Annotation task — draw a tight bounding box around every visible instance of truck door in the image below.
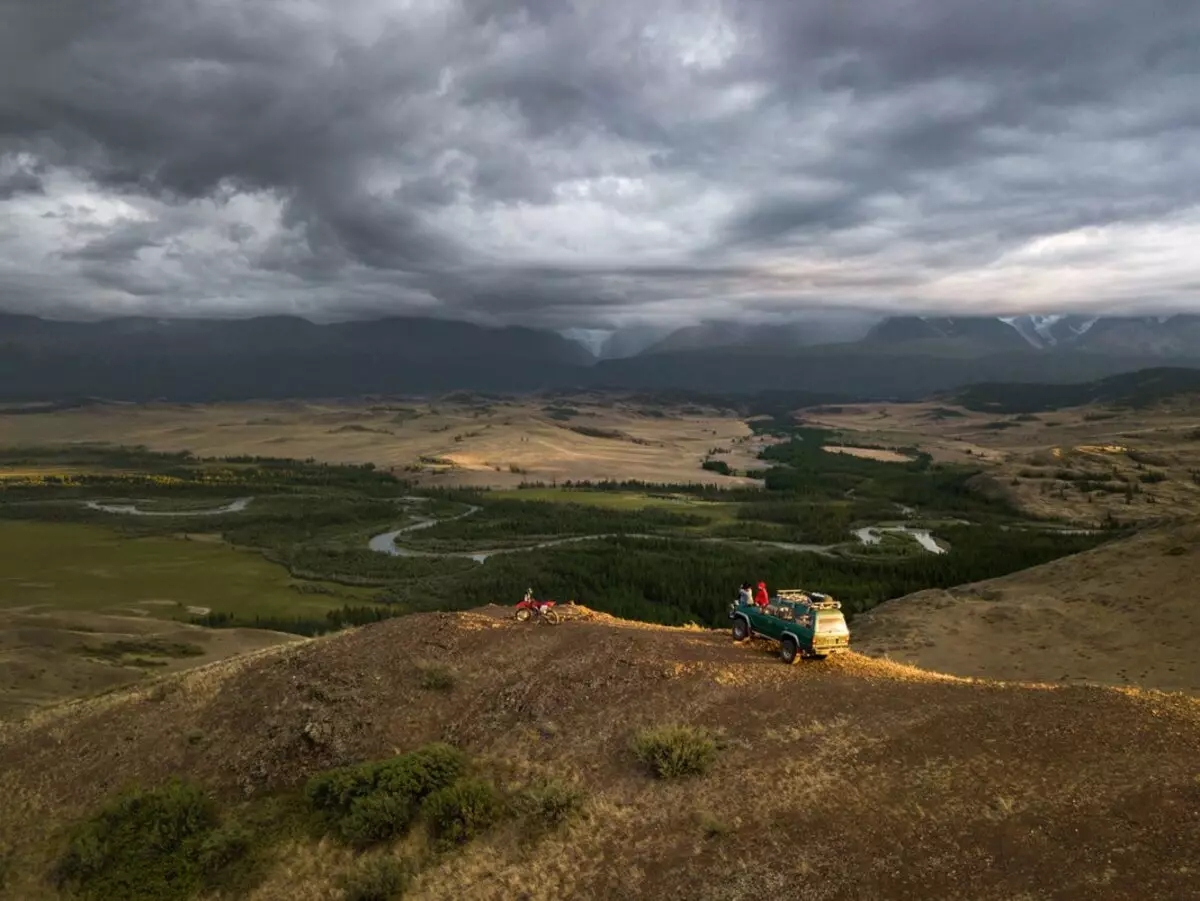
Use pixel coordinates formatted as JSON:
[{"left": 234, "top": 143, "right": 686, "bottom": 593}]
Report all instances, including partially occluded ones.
[{"left": 753, "top": 604, "right": 784, "bottom": 639}]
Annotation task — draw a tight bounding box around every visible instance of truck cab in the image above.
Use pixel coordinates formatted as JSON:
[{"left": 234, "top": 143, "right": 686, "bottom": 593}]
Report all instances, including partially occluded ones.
[{"left": 728, "top": 589, "right": 850, "bottom": 663}]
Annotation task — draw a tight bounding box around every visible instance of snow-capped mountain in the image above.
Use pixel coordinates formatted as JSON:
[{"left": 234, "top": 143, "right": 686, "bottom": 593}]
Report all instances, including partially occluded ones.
[
  {"left": 616, "top": 312, "right": 1200, "bottom": 360},
  {"left": 1002, "top": 315, "right": 1100, "bottom": 349}
]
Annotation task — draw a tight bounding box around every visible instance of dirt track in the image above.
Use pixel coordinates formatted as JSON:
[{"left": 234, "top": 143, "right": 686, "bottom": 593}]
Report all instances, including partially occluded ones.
[{"left": 2, "top": 608, "right": 1198, "bottom": 900}]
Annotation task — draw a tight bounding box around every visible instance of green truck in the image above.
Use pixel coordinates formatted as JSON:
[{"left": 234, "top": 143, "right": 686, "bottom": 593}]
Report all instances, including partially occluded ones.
[{"left": 728, "top": 589, "right": 851, "bottom": 663}]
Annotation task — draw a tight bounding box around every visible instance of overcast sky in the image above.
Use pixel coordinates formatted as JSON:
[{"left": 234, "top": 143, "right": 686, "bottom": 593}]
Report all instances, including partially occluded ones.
[{"left": 2, "top": 0, "right": 1199, "bottom": 330}]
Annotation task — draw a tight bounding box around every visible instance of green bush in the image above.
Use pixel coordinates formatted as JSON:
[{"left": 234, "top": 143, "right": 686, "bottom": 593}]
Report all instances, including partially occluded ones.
[
  {"left": 339, "top": 856, "right": 410, "bottom": 901},
  {"left": 422, "top": 779, "right": 502, "bottom": 846},
  {"left": 53, "top": 780, "right": 250, "bottom": 901},
  {"left": 515, "top": 778, "right": 585, "bottom": 831},
  {"left": 305, "top": 743, "right": 466, "bottom": 846},
  {"left": 416, "top": 663, "right": 456, "bottom": 692},
  {"left": 196, "top": 821, "right": 253, "bottom": 876},
  {"left": 631, "top": 725, "right": 718, "bottom": 779}
]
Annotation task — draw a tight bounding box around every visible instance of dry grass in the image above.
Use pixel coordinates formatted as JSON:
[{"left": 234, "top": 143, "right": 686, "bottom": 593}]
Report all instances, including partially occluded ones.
[
  {"left": 0, "top": 607, "right": 301, "bottom": 722},
  {"left": 1, "top": 608, "right": 1198, "bottom": 900},
  {"left": 822, "top": 445, "right": 915, "bottom": 462},
  {"left": 855, "top": 521, "right": 1200, "bottom": 694},
  {"left": 0, "top": 396, "right": 764, "bottom": 488},
  {"left": 804, "top": 398, "right": 1200, "bottom": 523}
]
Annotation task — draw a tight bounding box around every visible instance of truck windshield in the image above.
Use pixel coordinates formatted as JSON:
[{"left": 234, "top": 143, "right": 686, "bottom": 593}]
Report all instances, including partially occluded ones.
[{"left": 815, "top": 612, "right": 848, "bottom": 634}]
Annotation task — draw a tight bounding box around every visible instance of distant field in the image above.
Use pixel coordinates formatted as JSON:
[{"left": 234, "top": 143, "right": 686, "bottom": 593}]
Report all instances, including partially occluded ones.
[
  {"left": 0, "top": 396, "right": 768, "bottom": 488},
  {"left": 487, "top": 488, "right": 736, "bottom": 520},
  {"left": 804, "top": 399, "right": 1200, "bottom": 524},
  {"left": 0, "top": 607, "right": 300, "bottom": 721},
  {"left": 0, "top": 519, "right": 375, "bottom": 719},
  {"left": 822, "top": 445, "right": 914, "bottom": 463},
  {"left": 0, "top": 521, "right": 369, "bottom": 621}
]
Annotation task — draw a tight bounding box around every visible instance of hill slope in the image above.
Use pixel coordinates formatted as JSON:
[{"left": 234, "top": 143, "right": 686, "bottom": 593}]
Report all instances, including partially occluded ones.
[
  {"left": 854, "top": 521, "right": 1200, "bottom": 694},
  {"left": 2, "top": 608, "right": 1197, "bottom": 900},
  {"left": 953, "top": 366, "right": 1200, "bottom": 413}
]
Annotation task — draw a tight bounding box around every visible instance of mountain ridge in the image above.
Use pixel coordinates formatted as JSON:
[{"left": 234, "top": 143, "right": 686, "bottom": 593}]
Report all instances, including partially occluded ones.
[{"left": 3, "top": 311, "right": 1200, "bottom": 403}]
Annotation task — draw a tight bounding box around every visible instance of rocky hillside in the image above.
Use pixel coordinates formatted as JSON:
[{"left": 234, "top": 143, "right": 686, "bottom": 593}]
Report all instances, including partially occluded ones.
[{"left": 2, "top": 606, "right": 1197, "bottom": 900}]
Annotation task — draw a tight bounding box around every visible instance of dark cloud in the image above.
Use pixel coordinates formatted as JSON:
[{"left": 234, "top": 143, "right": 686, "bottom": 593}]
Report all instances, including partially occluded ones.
[
  {"left": 0, "top": 154, "right": 44, "bottom": 200},
  {"left": 0, "top": 0, "right": 1198, "bottom": 328}
]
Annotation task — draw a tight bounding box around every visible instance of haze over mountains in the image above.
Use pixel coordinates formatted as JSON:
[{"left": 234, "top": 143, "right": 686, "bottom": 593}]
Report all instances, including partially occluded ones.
[{"left": 2, "top": 310, "right": 1200, "bottom": 403}]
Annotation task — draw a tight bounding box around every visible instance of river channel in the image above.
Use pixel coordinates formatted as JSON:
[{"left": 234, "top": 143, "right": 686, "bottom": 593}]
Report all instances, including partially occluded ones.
[{"left": 78, "top": 495, "right": 950, "bottom": 561}]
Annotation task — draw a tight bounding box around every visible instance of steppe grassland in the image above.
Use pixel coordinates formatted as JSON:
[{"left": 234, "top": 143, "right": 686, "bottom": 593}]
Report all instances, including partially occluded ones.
[
  {"left": 0, "top": 396, "right": 767, "bottom": 487},
  {"left": 803, "top": 400, "right": 1200, "bottom": 522}
]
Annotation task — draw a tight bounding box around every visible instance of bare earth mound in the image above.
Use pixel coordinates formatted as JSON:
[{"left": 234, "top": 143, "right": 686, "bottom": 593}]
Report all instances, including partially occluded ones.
[
  {"left": 2, "top": 610, "right": 1197, "bottom": 900},
  {"left": 855, "top": 522, "right": 1200, "bottom": 695}
]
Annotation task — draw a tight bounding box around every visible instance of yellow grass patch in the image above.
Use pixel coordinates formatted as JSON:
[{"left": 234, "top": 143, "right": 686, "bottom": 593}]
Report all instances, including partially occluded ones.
[{"left": 823, "top": 445, "right": 914, "bottom": 463}]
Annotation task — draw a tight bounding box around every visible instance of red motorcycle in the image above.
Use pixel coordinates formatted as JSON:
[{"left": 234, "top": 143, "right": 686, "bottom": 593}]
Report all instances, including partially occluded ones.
[{"left": 515, "top": 590, "right": 561, "bottom": 624}]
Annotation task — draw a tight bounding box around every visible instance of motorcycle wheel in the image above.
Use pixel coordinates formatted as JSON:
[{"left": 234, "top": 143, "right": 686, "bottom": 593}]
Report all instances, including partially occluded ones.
[
  {"left": 515, "top": 608, "right": 531, "bottom": 622},
  {"left": 541, "top": 609, "right": 561, "bottom": 625}
]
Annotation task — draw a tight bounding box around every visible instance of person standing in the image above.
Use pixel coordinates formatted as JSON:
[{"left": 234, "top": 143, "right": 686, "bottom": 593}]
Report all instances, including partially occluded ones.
[
  {"left": 738, "top": 582, "right": 753, "bottom": 606},
  {"left": 754, "top": 581, "right": 770, "bottom": 609}
]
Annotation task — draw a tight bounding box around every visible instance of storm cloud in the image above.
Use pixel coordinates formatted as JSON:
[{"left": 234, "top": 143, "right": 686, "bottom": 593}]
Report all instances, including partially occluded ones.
[{"left": 1, "top": 0, "right": 1199, "bottom": 328}]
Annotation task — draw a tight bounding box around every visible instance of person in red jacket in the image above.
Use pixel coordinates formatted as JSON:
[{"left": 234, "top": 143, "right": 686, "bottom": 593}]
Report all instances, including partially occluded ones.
[{"left": 754, "top": 581, "right": 770, "bottom": 609}]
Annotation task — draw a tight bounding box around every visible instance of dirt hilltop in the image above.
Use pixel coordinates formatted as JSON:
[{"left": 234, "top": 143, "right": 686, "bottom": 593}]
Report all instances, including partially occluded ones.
[
  {"left": 2, "top": 607, "right": 1198, "bottom": 901},
  {"left": 855, "top": 520, "right": 1200, "bottom": 694}
]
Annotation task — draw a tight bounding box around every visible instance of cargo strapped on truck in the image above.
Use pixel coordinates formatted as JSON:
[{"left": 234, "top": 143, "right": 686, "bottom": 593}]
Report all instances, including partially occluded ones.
[{"left": 776, "top": 589, "right": 842, "bottom": 610}]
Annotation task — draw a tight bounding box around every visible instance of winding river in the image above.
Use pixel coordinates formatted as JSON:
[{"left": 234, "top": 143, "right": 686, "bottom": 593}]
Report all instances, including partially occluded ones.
[
  {"left": 78, "top": 494, "right": 950, "bottom": 561},
  {"left": 853, "top": 525, "right": 946, "bottom": 555},
  {"left": 84, "top": 497, "right": 254, "bottom": 516},
  {"left": 365, "top": 503, "right": 939, "bottom": 564}
]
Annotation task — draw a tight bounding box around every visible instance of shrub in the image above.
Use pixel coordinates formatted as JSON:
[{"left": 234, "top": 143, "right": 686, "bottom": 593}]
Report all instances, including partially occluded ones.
[
  {"left": 631, "top": 725, "right": 718, "bottom": 779},
  {"left": 305, "top": 743, "right": 467, "bottom": 846},
  {"left": 53, "top": 780, "right": 250, "bottom": 901},
  {"left": 422, "top": 779, "right": 502, "bottom": 846},
  {"left": 416, "top": 663, "right": 456, "bottom": 692},
  {"left": 339, "top": 856, "right": 411, "bottom": 901},
  {"left": 196, "top": 821, "right": 253, "bottom": 876},
  {"left": 515, "top": 778, "right": 585, "bottom": 831},
  {"left": 697, "top": 811, "right": 731, "bottom": 838},
  {"left": 339, "top": 792, "right": 417, "bottom": 847}
]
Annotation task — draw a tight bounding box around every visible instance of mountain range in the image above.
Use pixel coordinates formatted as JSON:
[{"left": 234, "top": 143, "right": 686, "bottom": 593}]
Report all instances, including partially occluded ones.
[
  {"left": 2, "top": 311, "right": 1200, "bottom": 403},
  {"left": 618, "top": 312, "right": 1200, "bottom": 358}
]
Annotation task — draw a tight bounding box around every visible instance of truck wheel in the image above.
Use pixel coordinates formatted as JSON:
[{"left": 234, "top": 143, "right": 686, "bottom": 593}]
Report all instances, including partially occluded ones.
[
  {"left": 780, "top": 636, "right": 800, "bottom": 665},
  {"left": 732, "top": 618, "right": 750, "bottom": 642}
]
